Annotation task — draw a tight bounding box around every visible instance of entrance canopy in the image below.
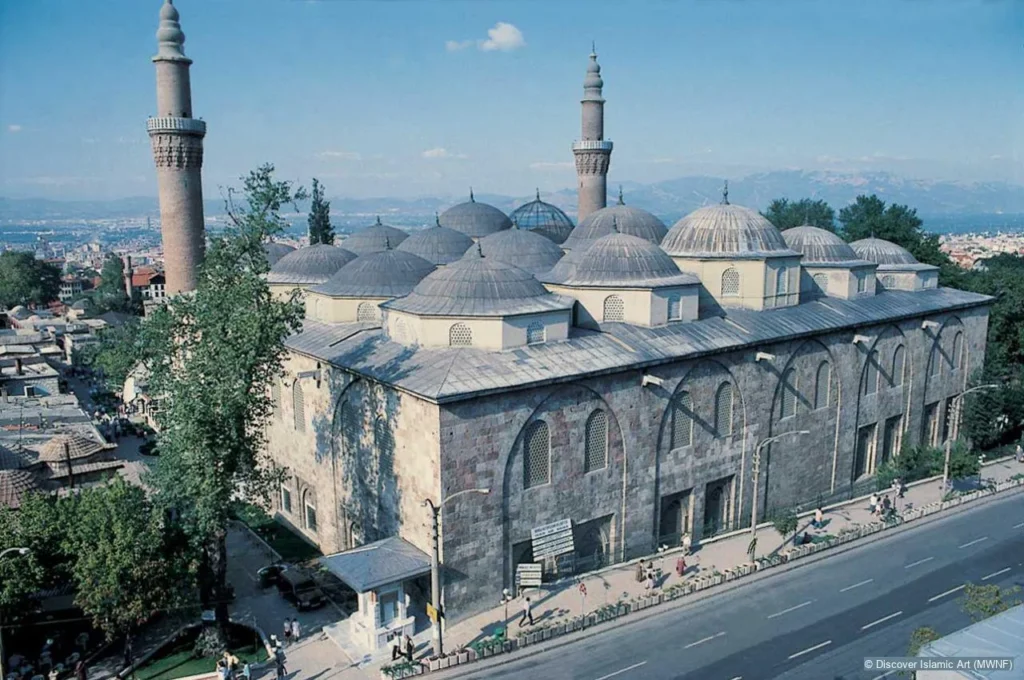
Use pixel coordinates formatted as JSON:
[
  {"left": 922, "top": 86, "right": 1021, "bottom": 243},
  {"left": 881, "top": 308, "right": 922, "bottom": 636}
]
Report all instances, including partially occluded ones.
[{"left": 318, "top": 537, "right": 431, "bottom": 593}]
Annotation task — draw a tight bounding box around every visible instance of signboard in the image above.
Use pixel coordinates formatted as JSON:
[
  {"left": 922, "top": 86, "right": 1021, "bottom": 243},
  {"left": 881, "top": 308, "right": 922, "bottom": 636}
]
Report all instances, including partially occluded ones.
[
  {"left": 515, "top": 563, "right": 543, "bottom": 589},
  {"left": 531, "top": 518, "right": 575, "bottom": 560}
]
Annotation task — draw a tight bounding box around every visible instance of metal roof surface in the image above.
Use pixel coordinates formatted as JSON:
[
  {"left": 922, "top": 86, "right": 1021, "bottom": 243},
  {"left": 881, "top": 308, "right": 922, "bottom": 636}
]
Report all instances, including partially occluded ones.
[
  {"left": 918, "top": 604, "right": 1024, "bottom": 678},
  {"left": 663, "top": 203, "right": 794, "bottom": 257},
  {"left": 542, "top": 232, "right": 700, "bottom": 289},
  {"left": 318, "top": 537, "right": 432, "bottom": 593},
  {"left": 310, "top": 250, "right": 435, "bottom": 298},
  {"left": 396, "top": 225, "right": 473, "bottom": 266},
  {"left": 268, "top": 245, "right": 358, "bottom": 285},
  {"left": 478, "top": 226, "right": 565, "bottom": 275},
  {"left": 563, "top": 203, "right": 668, "bottom": 251},
  {"left": 339, "top": 219, "right": 410, "bottom": 256}
]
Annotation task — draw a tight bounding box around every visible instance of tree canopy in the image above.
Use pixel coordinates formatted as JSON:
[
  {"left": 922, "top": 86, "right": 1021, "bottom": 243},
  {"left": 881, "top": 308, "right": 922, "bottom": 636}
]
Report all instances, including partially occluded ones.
[
  {"left": 762, "top": 198, "right": 836, "bottom": 232},
  {"left": 87, "top": 254, "right": 140, "bottom": 315},
  {"left": 0, "top": 251, "right": 61, "bottom": 308},
  {"left": 307, "top": 177, "right": 334, "bottom": 245}
]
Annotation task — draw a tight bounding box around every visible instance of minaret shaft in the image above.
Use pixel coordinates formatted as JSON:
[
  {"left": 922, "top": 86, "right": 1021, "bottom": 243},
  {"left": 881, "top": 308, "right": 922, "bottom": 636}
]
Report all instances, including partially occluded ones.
[{"left": 573, "top": 48, "right": 612, "bottom": 222}]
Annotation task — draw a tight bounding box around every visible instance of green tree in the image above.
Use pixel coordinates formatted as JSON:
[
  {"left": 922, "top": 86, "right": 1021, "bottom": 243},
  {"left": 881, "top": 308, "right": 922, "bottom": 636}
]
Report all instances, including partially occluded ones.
[
  {"left": 307, "top": 177, "right": 334, "bottom": 245},
  {"left": 961, "top": 582, "right": 1022, "bottom": 623},
  {"left": 81, "top": 320, "right": 142, "bottom": 390},
  {"left": 762, "top": 198, "right": 836, "bottom": 232},
  {"left": 64, "top": 478, "right": 197, "bottom": 639},
  {"left": 771, "top": 507, "right": 799, "bottom": 542},
  {"left": 137, "top": 164, "right": 305, "bottom": 644},
  {"left": 0, "top": 251, "right": 61, "bottom": 308},
  {"left": 946, "top": 439, "right": 981, "bottom": 480}
]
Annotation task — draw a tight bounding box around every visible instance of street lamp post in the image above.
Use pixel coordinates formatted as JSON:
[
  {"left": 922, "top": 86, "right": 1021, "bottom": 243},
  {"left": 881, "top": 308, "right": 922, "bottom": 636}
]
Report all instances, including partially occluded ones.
[
  {"left": 422, "top": 487, "right": 490, "bottom": 658},
  {"left": 0, "top": 547, "right": 30, "bottom": 680},
  {"left": 941, "top": 384, "right": 998, "bottom": 498},
  {"left": 749, "top": 431, "right": 810, "bottom": 558}
]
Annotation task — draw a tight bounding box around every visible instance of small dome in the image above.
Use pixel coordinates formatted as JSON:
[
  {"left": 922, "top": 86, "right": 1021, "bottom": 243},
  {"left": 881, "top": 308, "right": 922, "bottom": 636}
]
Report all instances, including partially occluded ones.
[
  {"left": 0, "top": 469, "right": 40, "bottom": 509},
  {"left": 438, "top": 190, "right": 513, "bottom": 239},
  {"left": 541, "top": 233, "right": 698, "bottom": 288},
  {"left": 263, "top": 242, "right": 296, "bottom": 267},
  {"left": 385, "top": 245, "right": 572, "bottom": 317},
  {"left": 340, "top": 218, "right": 410, "bottom": 256},
  {"left": 563, "top": 200, "right": 668, "bottom": 252},
  {"left": 850, "top": 238, "right": 920, "bottom": 266},
  {"left": 69, "top": 298, "right": 92, "bottom": 311},
  {"left": 508, "top": 192, "right": 575, "bottom": 244},
  {"left": 0, "top": 445, "right": 30, "bottom": 471},
  {"left": 662, "top": 202, "right": 794, "bottom": 257},
  {"left": 38, "top": 434, "right": 104, "bottom": 462},
  {"left": 268, "top": 244, "right": 357, "bottom": 285},
  {"left": 782, "top": 226, "right": 861, "bottom": 264},
  {"left": 396, "top": 222, "right": 473, "bottom": 266},
  {"left": 478, "top": 224, "right": 565, "bottom": 275},
  {"left": 311, "top": 249, "right": 435, "bottom": 298}
]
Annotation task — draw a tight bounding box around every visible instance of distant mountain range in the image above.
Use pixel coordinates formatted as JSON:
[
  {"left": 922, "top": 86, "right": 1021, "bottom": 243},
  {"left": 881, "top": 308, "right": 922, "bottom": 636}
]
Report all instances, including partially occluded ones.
[{"left": 4, "top": 171, "right": 1024, "bottom": 227}]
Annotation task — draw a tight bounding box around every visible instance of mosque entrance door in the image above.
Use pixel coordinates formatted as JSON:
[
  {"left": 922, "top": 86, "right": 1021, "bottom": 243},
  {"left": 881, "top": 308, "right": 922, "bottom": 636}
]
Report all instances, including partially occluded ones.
[
  {"left": 573, "top": 515, "right": 613, "bottom": 574},
  {"left": 854, "top": 424, "right": 876, "bottom": 480},
  {"left": 702, "top": 477, "right": 733, "bottom": 538}
]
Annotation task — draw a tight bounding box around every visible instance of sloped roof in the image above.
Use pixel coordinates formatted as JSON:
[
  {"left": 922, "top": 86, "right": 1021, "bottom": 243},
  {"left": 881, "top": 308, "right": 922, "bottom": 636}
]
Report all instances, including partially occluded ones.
[
  {"left": 37, "top": 433, "right": 105, "bottom": 462},
  {"left": 478, "top": 224, "right": 565, "bottom": 275},
  {"left": 0, "top": 469, "right": 41, "bottom": 509},
  {"left": 662, "top": 203, "right": 797, "bottom": 258},
  {"left": 310, "top": 250, "right": 435, "bottom": 298},
  {"left": 340, "top": 218, "right": 410, "bottom": 256},
  {"left": 319, "top": 537, "right": 432, "bottom": 592},
  {"left": 396, "top": 224, "right": 473, "bottom": 266},
  {"left": 0, "top": 444, "right": 32, "bottom": 471},
  {"left": 268, "top": 244, "right": 358, "bottom": 285}
]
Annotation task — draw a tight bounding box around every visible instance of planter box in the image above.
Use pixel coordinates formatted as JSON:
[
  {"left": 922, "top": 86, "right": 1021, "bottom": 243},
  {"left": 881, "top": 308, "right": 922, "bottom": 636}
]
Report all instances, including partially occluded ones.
[
  {"left": 428, "top": 659, "right": 441, "bottom": 672},
  {"left": 439, "top": 657, "right": 451, "bottom": 669},
  {"left": 504, "top": 641, "right": 514, "bottom": 653},
  {"left": 457, "top": 651, "right": 469, "bottom": 665}
]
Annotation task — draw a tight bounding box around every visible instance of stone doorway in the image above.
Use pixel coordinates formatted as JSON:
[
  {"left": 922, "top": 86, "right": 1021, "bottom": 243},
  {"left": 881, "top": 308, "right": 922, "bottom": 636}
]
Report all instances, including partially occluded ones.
[
  {"left": 573, "top": 515, "right": 613, "bottom": 574},
  {"left": 658, "top": 490, "right": 692, "bottom": 548},
  {"left": 854, "top": 423, "right": 876, "bottom": 480},
  {"left": 703, "top": 476, "right": 734, "bottom": 538}
]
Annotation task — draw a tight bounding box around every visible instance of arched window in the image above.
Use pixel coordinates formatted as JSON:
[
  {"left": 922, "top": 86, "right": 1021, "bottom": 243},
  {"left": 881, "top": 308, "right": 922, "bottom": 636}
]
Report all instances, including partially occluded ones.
[
  {"left": 340, "top": 401, "right": 357, "bottom": 455},
  {"left": 812, "top": 273, "right": 829, "bottom": 295},
  {"left": 671, "top": 392, "right": 693, "bottom": 449},
  {"left": 780, "top": 368, "right": 797, "bottom": 419},
  {"left": 271, "top": 380, "right": 281, "bottom": 419},
  {"left": 393, "top": 319, "right": 407, "bottom": 343},
  {"left": 815, "top": 361, "right": 831, "bottom": 409},
  {"left": 952, "top": 332, "right": 964, "bottom": 371},
  {"left": 714, "top": 383, "right": 733, "bottom": 437},
  {"left": 523, "top": 420, "right": 550, "bottom": 489},
  {"left": 280, "top": 481, "right": 292, "bottom": 514},
  {"left": 313, "top": 297, "right": 322, "bottom": 320},
  {"left": 929, "top": 345, "right": 941, "bottom": 377},
  {"left": 880, "top": 274, "right": 896, "bottom": 289},
  {"left": 292, "top": 380, "right": 305, "bottom": 432},
  {"left": 584, "top": 409, "right": 608, "bottom": 473},
  {"left": 603, "top": 295, "right": 625, "bottom": 322},
  {"left": 667, "top": 294, "right": 683, "bottom": 321},
  {"left": 857, "top": 273, "right": 868, "bottom": 293},
  {"left": 775, "top": 267, "right": 788, "bottom": 296},
  {"left": 892, "top": 345, "right": 906, "bottom": 386},
  {"left": 302, "top": 489, "right": 317, "bottom": 533},
  {"left": 375, "top": 416, "right": 394, "bottom": 473},
  {"left": 721, "top": 268, "right": 740, "bottom": 297},
  {"left": 357, "top": 302, "right": 378, "bottom": 323},
  {"left": 863, "top": 351, "right": 879, "bottom": 395},
  {"left": 526, "top": 322, "right": 546, "bottom": 345},
  {"left": 449, "top": 323, "right": 472, "bottom": 346}
]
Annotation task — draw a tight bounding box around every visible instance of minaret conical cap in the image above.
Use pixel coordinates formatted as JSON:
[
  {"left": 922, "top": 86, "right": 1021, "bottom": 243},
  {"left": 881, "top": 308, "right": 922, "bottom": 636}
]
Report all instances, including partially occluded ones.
[{"left": 155, "top": 0, "right": 187, "bottom": 60}]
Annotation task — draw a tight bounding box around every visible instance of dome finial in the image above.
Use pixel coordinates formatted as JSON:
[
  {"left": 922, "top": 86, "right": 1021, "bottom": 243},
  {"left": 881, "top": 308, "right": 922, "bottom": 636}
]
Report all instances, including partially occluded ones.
[
  {"left": 591, "top": 41, "right": 596, "bottom": 57},
  {"left": 611, "top": 216, "right": 619, "bottom": 233},
  {"left": 156, "top": 0, "right": 187, "bottom": 60},
  {"left": 721, "top": 180, "right": 730, "bottom": 205},
  {"left": 375, "top": 215, "right": 382, "bottom": 226},
  {"left": 535, "top": 188, "right": 541, "bottom": 201},
  {"left": 384, "top": 235, "right": 391, "bottom": 251},
  {"left": 511, "top": 219, "right": 519, "bottom": 230},
  {"left": 617, "top": 185, "right": 625, "bottom": 205},
  {"left": 476, "top": 241, "right": 484, "bottom": 257},
  {"left": 435, "top": 212, "right": 441, "bottom": 227},
  {"left": 469, "top": 187, "right": 475, "bottom": 202}
]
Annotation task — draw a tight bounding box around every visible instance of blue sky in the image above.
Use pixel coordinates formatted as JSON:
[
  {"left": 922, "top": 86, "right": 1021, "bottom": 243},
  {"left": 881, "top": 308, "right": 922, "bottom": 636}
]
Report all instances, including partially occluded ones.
[{"left": 0, "top": 0, "right": 1021, "bottom": 200}]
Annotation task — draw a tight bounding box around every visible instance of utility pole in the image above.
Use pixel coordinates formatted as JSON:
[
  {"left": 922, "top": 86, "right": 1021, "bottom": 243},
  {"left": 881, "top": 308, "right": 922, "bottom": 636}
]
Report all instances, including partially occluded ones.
[
  {"left": 942, "top": 384, "right": 997, "bottom": 498},
  {"left": 749, "top": 431, "right": 809, "bottom": 558}
]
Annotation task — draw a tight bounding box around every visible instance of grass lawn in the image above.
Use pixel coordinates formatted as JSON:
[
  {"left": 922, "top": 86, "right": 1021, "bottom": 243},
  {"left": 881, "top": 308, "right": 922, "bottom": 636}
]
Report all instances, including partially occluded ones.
[
  {"left": 136, "top": 632, "right": 268, "bottom": 680},
  {"left": 231, "top": 502, "right": 321, "bottom": 563}
]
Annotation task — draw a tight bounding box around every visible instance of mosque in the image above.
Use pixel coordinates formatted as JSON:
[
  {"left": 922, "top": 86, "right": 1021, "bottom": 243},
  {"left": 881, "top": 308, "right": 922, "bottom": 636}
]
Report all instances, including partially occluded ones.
[{"left": 149, "top": 1, "right": 991, "bottom": 622}]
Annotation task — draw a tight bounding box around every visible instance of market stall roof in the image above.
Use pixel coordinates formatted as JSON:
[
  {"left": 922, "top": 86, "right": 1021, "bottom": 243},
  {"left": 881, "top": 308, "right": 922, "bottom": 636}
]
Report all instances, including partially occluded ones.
[{"left": 318, "top": 537, "right": 431, "bottom": 593}]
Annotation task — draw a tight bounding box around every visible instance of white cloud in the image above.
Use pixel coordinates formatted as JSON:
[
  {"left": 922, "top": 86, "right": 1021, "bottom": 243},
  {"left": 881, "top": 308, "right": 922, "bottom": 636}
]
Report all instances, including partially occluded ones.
[
  {"left": 317, "top": 150, "right": 362, "bottom": 161},
  {"left": 7, "top": 124, "right": 22, "bottom": 133},
  {"left": 446, "top": 22, "right": 525, "bottom": 53},
  {"left": 422, "top": 147, "right": 468, "bottom": 160},
  {"left": 529, "top": 161, "right": 574, "bottom": 170}
]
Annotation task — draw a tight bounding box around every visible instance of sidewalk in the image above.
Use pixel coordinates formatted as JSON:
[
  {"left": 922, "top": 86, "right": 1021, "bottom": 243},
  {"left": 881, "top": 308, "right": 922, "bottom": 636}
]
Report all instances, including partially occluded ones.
[{"left": 401, "top": 456, "right": 1024, "bottom": 671}]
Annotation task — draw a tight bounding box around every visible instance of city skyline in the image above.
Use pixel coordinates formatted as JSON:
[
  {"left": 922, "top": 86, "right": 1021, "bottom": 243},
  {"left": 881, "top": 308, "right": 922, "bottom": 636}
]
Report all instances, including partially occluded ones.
[{"left": 0, "top": 0, "right": 1021, "bottom": 201}]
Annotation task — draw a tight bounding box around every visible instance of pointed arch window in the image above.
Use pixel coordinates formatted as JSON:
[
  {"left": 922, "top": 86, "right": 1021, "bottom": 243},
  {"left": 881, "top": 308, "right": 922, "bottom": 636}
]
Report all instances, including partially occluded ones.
[
  {"left": 603, "top": 295, "right": 624, "bottom": 322},
  {"left": 929, "top": 345, "right": 941, "bottom": 377},
  {"left": 812, "top": 273, "right": 829, "bottom": 295},
  {"left": 892, "top": 345, "right": 906, "bottom": 387},
  {"left": 584, "top": 409, "right": 608, "bottom": 472},
  {"left": 863, "top": 351, "right": 880, "bottom": 396},
  {"left": 721, "top": 268, "right": 740, "bottom": 297},
  {"left": 815, "top": 361, "right": 831, "bottom": 409},
  {"left": 775, "top": 267, "right": 788, "bottom": 296},
  {"left": 671, "top": 391, "right": 693, "bottom": 449},
  {"left": 780, "top": 369, "right": 798, "bottom": 419},
  {"left": 667, "top": 294, "right": 683, "bottom": 321},
  {"left": 302, "top": 489, "right": 317, "bottom": 533},
  {"left": 271, "top": 380, "right": 281, "bottom": 419},
  {"left": 292, "top": 381, "right": 305, "bottom": 432},
  {"left": 714, "top": 383, "right": 733, "bottom": 437},
  {"left": 449, "top": 323, "right": 472, "bottom": 346},
  {"left": 523, "top": 420, "right": 550, "bottom": 489},
  {"left": 952, "top": 332, "right": 964, "bottom": 371}
]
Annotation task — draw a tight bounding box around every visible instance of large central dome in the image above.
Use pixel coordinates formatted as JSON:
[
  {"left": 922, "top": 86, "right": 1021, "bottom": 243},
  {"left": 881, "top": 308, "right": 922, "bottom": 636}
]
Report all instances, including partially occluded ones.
[
  {"left": 478, "top": 223, "right": 564, "bottom": 275},
  {"left": 438, "top": 190, "right": 513, "bottom": 239},
  {"left": 563, "top": 195, "right": 668, "bottom": 251},
  {"left": 384, "top": 244, "right": 571, "bottom": 317},
  {"left": 662, "top": 202, "right": 794, "bottom": 258}
]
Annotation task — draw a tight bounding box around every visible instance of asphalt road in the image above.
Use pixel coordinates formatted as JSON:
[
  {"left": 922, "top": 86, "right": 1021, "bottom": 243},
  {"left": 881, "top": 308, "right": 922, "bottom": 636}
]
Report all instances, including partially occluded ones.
[{"left": 448, "top": 491, "right": 1024, "bottom": 680}]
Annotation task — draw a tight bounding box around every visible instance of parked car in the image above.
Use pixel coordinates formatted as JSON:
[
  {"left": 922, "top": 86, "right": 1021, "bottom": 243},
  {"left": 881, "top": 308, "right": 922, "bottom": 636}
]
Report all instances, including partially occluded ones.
[
  {"left": 257, "top": 563, "right": 288, "bottom": 588},
  {"left": 276, "top": 568, "right": 326, "bottom": 611}
]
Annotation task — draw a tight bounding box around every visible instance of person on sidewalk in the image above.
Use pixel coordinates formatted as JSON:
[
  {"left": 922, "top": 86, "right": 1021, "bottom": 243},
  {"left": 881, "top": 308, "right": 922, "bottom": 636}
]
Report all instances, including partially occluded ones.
[
  {"left": 882, "top": 495, "right": 892, "bottom": 515},
  {"left": 404, "top": 633, "right": 415, "bottom": 663},
  {"left": 241, "top": 662, "right": 251, "bottom": 680},
  {"left": 636, "top": 559, "right": 645, "bottom": 583},
  {"left": 518, "top": 597, "right": 534, "bottom": 626},
  {"left": 391, "top": 635, "right": 404, "bottom": 661},
  {"left": 645, "top": 568, "right": 655, "bottom": 591},
  {"left": 274, "top": 648, "right": 286, "bottom": 680},
  {"left": 869, "top": 493, "right": 878, "bottom": 514},
  {"left": 283, "top": 618, "right": 292, "bottom": 646},
  {"left": 291, "top": 618, "right": 300, "bottom": 643},
  {"left": 813, "top": 507, "right": 824, "bottom": 529},
  {"left": 682, "top": 533, "right": 692, "bottom": 555},
  {"left": 1016, "top": 444, "right": 1023, "bottom": 464}
]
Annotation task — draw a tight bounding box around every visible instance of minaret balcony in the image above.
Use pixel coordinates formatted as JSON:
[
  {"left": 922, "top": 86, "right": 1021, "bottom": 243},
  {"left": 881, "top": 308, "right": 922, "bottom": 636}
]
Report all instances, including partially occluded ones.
[
  {"left": 572, "top": 140, "right": 613, "bottom": 152},
  {"left": 147, "top": 117, "right": 207, "bottom": 135}
]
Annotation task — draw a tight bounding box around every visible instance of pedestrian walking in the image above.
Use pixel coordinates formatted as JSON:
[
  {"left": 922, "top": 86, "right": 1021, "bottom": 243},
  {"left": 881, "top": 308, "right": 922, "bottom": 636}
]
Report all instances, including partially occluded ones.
[
  {"left": 1016, "top": 444, "right": 1023, "bottom": 464},
  {"left": 283, "top": 618, "right": 292, "bottom": 645},
  {"left": 518, "top": 597, "right": 534, "bottom": 626},
  {"left": 274, "top": 648, "right": 286, "bottom": 680},
  {"left": 869, "top": 493, "right": 878, "bottom": 514},
  {"left": 676, "top": 555, "right": 687, "bottom": 577},
  {"left": 682, "top": 533, "right": 692, "bottom": 555},
  {"left": 291, "top": 618, "right": 300, "bottom": 642},
  {"left": 813, "top": 507, "right": 824, "bottom": 529},
  {"left": 404, "top": 633, "right": 414, "bottom": 663},
  {"left": 645, "top": 568, "right": 655, "bottom": 591},
  {"left": 241, "top": 662, "right": 251, "bottom": 680},
  {"left": 635, "top": 558, "right": 645, "bottom": 583},
  {"left": 391, "top": 635, "right": 404, "bottom": 661}
]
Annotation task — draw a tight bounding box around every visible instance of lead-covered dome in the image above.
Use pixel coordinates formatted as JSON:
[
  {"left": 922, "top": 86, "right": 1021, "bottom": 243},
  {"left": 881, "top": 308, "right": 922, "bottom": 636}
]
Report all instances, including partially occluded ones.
[
  {"left": 782, "top": 226, "right": 861, "bottom": 264},
  {"left": 310, "top": 248, "right": 435, "bottom": 298},
  {"left": 395, "top": 220, "right": 473, "bottom": 266},
  {"left": 263, "top": 242, "right": 296, "bottom": 267},
  {"left": 508, "top": 191, "right": 575, "bottom": 244},
  {"left": 268, "top": 244, "right": 358, "bottom": 285},
  {"left": 438, "top": 190, "right": 513, "bottom": 239},
  {"left": 541, "top": 233, "right": 697, "bottom": 288},
  {"left": 850, "top": 238, "right": 919, "bottom": 266},
  {"left": 340, "top": 217, "right": 409, "bottom": 256},
  {"left": 385, "top": 245, "right": 572, "bottom": 317},
  {"left": 662, "top": 201, "right": 794, "bottom": 258},
  {"left": 478, "top": 223, "right": 564, "bottom": 275},
  {"left": 563, "top": 196, "right": 668, "bottom": 251},
  {"left": 38, "top": 433, "right": 105, "bottom": 462}
]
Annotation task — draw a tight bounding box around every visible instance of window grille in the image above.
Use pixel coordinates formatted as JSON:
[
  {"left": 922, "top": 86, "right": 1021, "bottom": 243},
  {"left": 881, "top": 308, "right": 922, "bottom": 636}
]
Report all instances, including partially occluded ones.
[
  {"left": 603, "top": 295, "right": 625, "bottom": 322},
  {"left": 952, "top": 332, "right": 964, "bottom": 370},
  {"left": 812, "top": 273, "right": 828, "bottom": 295},
  {"left": 780, "top": 369, "right": 797, "bottom": 419},
  {"left": 775, "top": 268, "right": 788, "bottom": 296},
  {"left": 375, "top": 417, "right": 394, "bottom": 472},
  {"left": 584, "top": 410, "right": 608, "bottom": 472},
  {"left": 815, "top": 362, "right": 831, "bottom": 409},
  {"left": 393, "top": 319, "right": 407, "bottom": 343},
  {"left": 721, "top": 268, "right": 740, "bottom": 296},
  {"left": 892, "top": 346, "right": 906, "bottom": 386},
  {"left": 714, "top": 383, "right": 733, "bottom": 436},
  {"left": 667, "top": 295, "right": 683, "bottom": 321},
  {"left": 526, "top": 322, "right": 546, "bottom": 345},
  {"left": 271, "top": 380, "right": 281, "bottom": 419},
  {"left": 671, "top": 392, "right": 693, "bottom": 449},
  {"left": 281, "top": 486, "right": 292, "bottom": 513},
  {"left": 292, "top": 381, "right": 305, "bottom": 432},
  {"left": 863, "top": 351, "right": 879, "bottom": 395},
  {"left": 880, "top": 274, "right": 896, "bottom": 289},
  {"left": 449, "top": 323, "right": 472, "bottom": 346},
  {"left": 857, "top": 274, "right": 867, "bottom": 293},
  {"left": 523, "top": 420, "right": 550, "bottom": 489},
  {"left": 357, "top": 302, "right": 378, "bottom": 323}
]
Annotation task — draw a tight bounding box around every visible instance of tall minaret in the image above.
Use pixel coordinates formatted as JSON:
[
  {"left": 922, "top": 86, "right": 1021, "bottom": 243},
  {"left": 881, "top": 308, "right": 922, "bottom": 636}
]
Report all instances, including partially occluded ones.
[
  {"left": 147, "top": 0, "right": 206, "bottom": 295},
  {"left": 572, "top": 45, "right": 613, "bottom": 222}
]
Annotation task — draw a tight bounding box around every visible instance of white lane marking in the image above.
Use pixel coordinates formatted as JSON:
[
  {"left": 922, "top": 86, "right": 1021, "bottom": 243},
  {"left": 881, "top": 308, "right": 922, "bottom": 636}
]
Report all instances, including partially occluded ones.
[
  {"left": 861, "top": 610, "right": 903, "bottom": 630},
  {"left": 684, "top": 631, "right": 725, "bottom": 649},
  {"left": 840, "top": 578, "right": 873, "bottom": 593},
  {"left": 982, "top": 567, "right": 1011, "bottom": 581},
  {"left": 787, "top": 640, "right": 831, "bottom": 660},
  {"left": 594, "top": 661, "right": 648, "bottom": 680},
  {"left": 905, "top": 557, "right": 934, "bottom": 569},
  {"left": 1014, "top": 522, "right": 1024, "bottom": 529},
  {"left": 928, "top": 584, "right": 965, "bottom": 602},
  {"left": 871, "top": 670, "right": 899, "bottom": 680},
  {"left": 767, "top": 600, "right": 813, "bottom": 619},
  {"left": 959, "top": 536, "right": 989, "bottom": 549},
  {"left": 729, "top": 677, "right": 742, "bottom": 680}
]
